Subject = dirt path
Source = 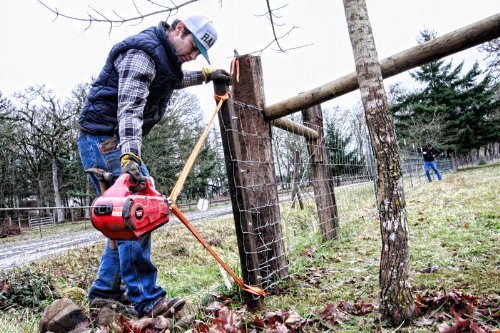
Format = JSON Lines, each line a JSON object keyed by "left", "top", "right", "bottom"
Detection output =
{"left": 0, "top": 206, "right": 234, "bottom": 272}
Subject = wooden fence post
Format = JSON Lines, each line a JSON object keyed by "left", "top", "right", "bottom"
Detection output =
{"left": 214, "top": 81, "right": 264, "bottom": 310}
{"left": 302, "top": 105, "right": 339, "bottom": 240}
{"left": 214, "top": 54, "right": 288, "bottom": 305}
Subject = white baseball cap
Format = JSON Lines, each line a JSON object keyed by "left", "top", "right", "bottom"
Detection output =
{"left": 183, "top": 15, "right": 217, "bottom": 64}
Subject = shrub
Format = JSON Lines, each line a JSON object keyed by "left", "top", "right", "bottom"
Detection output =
{"left": 0, "top": 268, "right": 59, "bottom": 312}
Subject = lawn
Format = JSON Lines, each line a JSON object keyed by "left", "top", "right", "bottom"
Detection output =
{"left": 0, "top": 163, "right": 498, "bottom": 332}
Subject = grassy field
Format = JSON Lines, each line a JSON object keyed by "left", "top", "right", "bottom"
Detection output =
{"left": 0, "top": 163, "right": 498, "bottom": 332}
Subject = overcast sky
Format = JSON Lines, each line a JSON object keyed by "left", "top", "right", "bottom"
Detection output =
{"left": 1, "top": 1, "right": 499, "bottom": 118}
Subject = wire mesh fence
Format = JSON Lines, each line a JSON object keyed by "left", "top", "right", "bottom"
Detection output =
{"left": 273, "top": 108, "right": 457, "bottom": 290}
{"left": 0, "top": 94, "right": 488, "bottom": 298}
{"left": 0, "top": 97, "right": 461, "bottom": 291}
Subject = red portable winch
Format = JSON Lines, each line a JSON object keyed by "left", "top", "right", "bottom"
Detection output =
{"left": 91, "top": 173, "right": 169, "bottom": 240}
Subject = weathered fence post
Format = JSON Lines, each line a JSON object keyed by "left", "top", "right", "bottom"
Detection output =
{"left": 214, "top": 55, "right": 288, "bottom": 305}
{"left": 213, "top": 81, "right": 263, "bottom": 310}
{"left": 301, "top": 105, "right": 339, "bottom": 240}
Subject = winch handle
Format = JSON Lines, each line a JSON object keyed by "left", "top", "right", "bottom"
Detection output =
{"left": 102, "top": 173, "right": 161, "bottom": 197}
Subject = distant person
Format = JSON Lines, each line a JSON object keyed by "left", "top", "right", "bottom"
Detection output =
{"left": 420, "top": 143, "right": 443, "bottom": 182}
{"left": 77, "top": 16, "right": 230, "bottom": 319}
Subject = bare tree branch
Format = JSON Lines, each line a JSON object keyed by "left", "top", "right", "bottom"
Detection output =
{"left": 479, "top": 38, "right": 500, "bottom": 83}
{"left": 37, "top": 0, "right": 201, "bottom": 27}
{"left": 260, "top": 1, "right": 287, "bottom": 52}
{"left": 37, "top": 0, "right": 312, "bottom": 55}
{"left": 250, "top": 26, "right": 313, "bottom": 55}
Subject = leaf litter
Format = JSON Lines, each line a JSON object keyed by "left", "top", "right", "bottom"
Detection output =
{"left": 1, "top": 164, "right": 499, "bottom": 332}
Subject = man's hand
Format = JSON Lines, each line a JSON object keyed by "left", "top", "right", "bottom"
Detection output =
{"left": 121, "top": 153, "right": 143, "bottom": 185}
{"left": 202, "top": 67, "right": 231, "bottom": 83}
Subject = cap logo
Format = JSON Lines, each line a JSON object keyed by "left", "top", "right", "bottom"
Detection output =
{"left": 200, "top": 32, "right": 215, "bottom": 48}
{"left": 183, "top": 15, "right": 217, "bottom": 64}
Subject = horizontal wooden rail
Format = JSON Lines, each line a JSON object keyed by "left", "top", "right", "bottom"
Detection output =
{"left": 272, "top": 118, "right": 319, "bottom": 140}
{"left": 264, "top": 12, "right": 500, "bottom": 120}
{"left": 29, "top": 216, "right": 54, "bottom": 228}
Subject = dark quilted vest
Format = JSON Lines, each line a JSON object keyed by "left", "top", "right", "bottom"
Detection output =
{"left": 79, "top": 22, "right": 183, "bottom": 136}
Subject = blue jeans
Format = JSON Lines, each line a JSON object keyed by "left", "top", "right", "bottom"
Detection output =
{"left": 78, "top": 132, "right": 166, "bottom": 316}
{"left": 423, "top": 161, "right": 442, "bottom": 182}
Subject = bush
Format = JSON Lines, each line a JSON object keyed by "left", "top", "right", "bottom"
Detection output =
{"left": 0, "top": 268, "right": 59, "bottom": 312}
{"left": 478, "top": 158, "right": 487, "bottom": 165}
{"left": 0, "top": 224, "right": 21, "bottom": 238}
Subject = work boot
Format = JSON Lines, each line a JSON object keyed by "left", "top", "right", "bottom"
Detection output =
{"left": 115, "top": 293, "right": 132, "bottom": 305}
{"left": 89, "top": 298, "right": 138, "bottom": 319}
{"left": 146, "top": 297, "right": 186, "bottom": 318}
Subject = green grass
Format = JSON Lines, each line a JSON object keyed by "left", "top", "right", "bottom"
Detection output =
{"left": 1, "top": 163, "right": 498, "bottom": 332}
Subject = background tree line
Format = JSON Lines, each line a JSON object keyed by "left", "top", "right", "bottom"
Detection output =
{"left": 391, "top": 31, "right": 500, "bottom": 156}
{"left": 0, "top": 84, "right": 225, "bottom": 223}
{"left": 271, "top": 34, "right": 499, "bottom": 190}
{"left": 0, "top": 34, "right": 498, "bottom": 223}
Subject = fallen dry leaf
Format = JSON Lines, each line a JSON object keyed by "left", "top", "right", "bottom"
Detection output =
{"left": 437, "top": 309, "right": 470, "bottom": 332}
{"left": 300, "top": 246, "right": 316, "bottom": 257}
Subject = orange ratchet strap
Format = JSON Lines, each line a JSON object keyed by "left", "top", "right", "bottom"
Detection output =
{"left": 170, "top": 92, "right": 231, "bottom": 203}
{"left": 169, "top": 91, "right": 265, "bottom": 297}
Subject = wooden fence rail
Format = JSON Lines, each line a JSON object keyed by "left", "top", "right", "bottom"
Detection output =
{"left": 264, "top": 12, "right": 500, "bottom": 120}
{"left": 29, "top": 215, "right": 54, "bottom": 228}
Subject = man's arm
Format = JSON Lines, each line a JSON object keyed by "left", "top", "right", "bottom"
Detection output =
{"left": 175, "top": 70, "right": 204, "bottom": 89}
{"left": 175, "top": 69, "right": 231, "bottom": 89}
{"left": 115, "top": 49, "right": 156, "bottom": 157}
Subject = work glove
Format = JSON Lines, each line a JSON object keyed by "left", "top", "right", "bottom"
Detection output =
{"left": 120, "top": 152, "right": 145, "bottom": 191}
{"left": 202, "top": 67, "right": 231, "bottom": 83}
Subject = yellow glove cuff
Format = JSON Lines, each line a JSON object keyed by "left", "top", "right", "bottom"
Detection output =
{"left": 120, "top": 152, "right": 142, "bottom": 167}
{"left": 202, "top": 67, "right": 215, "bottom": 83}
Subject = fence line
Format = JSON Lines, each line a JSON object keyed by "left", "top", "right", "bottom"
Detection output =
{"left": 214, "top": 64, "right": 464, "bottom": 307}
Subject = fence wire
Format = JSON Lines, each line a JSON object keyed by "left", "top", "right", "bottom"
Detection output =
{"left": 0, "top": 100, "right": 461, "bottom": 295}
{"left": 223, "top": 100, "right": 458, "bottom": 293}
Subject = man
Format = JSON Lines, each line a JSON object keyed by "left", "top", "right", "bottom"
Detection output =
{"left": 421, "top": 143, "right": 443, "bottom": 182}
{"left": 77, "top": 15, "right": 230, "bottom": 318}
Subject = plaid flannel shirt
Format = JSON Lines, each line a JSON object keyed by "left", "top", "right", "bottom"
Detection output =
{"left": 115, "top": 49, "right": 204, "bottom": 157}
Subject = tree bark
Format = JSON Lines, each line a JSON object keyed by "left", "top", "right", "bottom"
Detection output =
{"left": 38, "top": 179, "right": 50, "bottom": 216}
{"left": 343, "top": 0, "right": 415, "bottom": 326}
{"left": 84, "top": 178, "right": 91, "bottom": 220}
{"left": 302, "top": 105, "right": 339, "bottom": 240}
{"left": 51, "top": 156, "right": 64, "bottom": 223}
{"left": 290, "top": 150, "right": 304, "bottom": 209}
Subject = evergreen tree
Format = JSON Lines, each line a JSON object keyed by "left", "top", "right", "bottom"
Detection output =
{"left": 325, "top": 120, "right": 365, "bottom": 181}
{"left": 392, "top": 30, "right": 499, "bottom": 156}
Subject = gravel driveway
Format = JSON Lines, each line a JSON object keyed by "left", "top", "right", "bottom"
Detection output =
{"left": 0, "top": 205, "right": 234, "bottom": 272}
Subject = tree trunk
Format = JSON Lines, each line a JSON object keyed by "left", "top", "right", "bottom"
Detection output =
{"left": 38, "top": 179, "right": 51, "bottom": 216}
{"left": 290, "top": 150, "right": 304, "bottom": 209}
{"left": 302, "top": 105, "right": 339, "bottom": 240}
{"left": 51, "top": 156, "right": 65, "bottom": 223}
{"left": 84, "top": 177, "right": 91, "bottom": 220}
{"left": 273, "top": 138, "right": 286, "bottom": 189}
{"left": 343, "top": 0, "right": 415, "bottom": 326}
